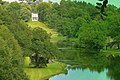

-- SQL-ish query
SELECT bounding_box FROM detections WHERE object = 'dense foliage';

[36,0,120,52]
[78,20,107,52]
[0,4,29,80]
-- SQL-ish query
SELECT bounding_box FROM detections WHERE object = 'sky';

[51,0,120,8]
[76,0,120,8]
[54,0,120,8]
[2,0,120,8]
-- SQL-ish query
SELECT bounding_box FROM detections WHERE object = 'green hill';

[27,21,66,43]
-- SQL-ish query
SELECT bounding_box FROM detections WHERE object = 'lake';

[49,68,110,80]
[48,50,120,80]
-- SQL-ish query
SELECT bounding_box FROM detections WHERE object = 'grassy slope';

[24,57,66,80]
[26,21,66,43]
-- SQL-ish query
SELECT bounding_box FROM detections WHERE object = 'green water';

[51,0,120,8]
[49,50,120,80]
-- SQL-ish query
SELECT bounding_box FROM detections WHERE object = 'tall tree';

[107,14,120,49]
[31,27,55,67]
[0,24,29,80]
[20,2,32,21]
[36,2,52,21]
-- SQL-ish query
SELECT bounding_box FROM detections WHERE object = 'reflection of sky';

[49,69,110,80]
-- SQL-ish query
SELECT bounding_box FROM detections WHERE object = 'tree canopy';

[36,0,120,52]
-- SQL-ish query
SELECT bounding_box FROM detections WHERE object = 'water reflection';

[50,50,120,80]
[107,56,120,80]
[49,68,109,80]
[58,50,108,72]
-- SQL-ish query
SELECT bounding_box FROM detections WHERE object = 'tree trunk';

[35,53,39,67]
[106,45,107,50]
[117,43,120,49]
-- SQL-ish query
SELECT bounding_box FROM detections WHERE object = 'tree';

[107,14,120,49]
[0,25,29,80]
[5,2,21,19]
[20,3,32,22]
[0,0,2,3]
[96,0,108,19]
[4,2,32,21]
[0,2,33,56]
[31,27,55,67]
[30,53,47,67]
[78,20,107,52]
[36,2,52,21]
[0,4,29,79]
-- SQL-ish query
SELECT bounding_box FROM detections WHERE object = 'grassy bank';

[24,57,67,80]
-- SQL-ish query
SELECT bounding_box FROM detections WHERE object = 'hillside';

[27,21,66,43]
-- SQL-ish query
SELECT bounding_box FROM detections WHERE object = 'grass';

[26,21,66,43]
[24,57,67,80]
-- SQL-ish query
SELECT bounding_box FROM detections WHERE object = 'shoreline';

[24,62,67,80]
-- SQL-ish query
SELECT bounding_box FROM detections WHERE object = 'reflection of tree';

[60,50,109,73]
[107,56,120,80]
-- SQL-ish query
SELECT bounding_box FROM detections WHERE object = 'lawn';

[24,57,67,80]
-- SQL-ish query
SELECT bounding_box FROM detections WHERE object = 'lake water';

[48,50,120,80]
[49,68,110,80]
